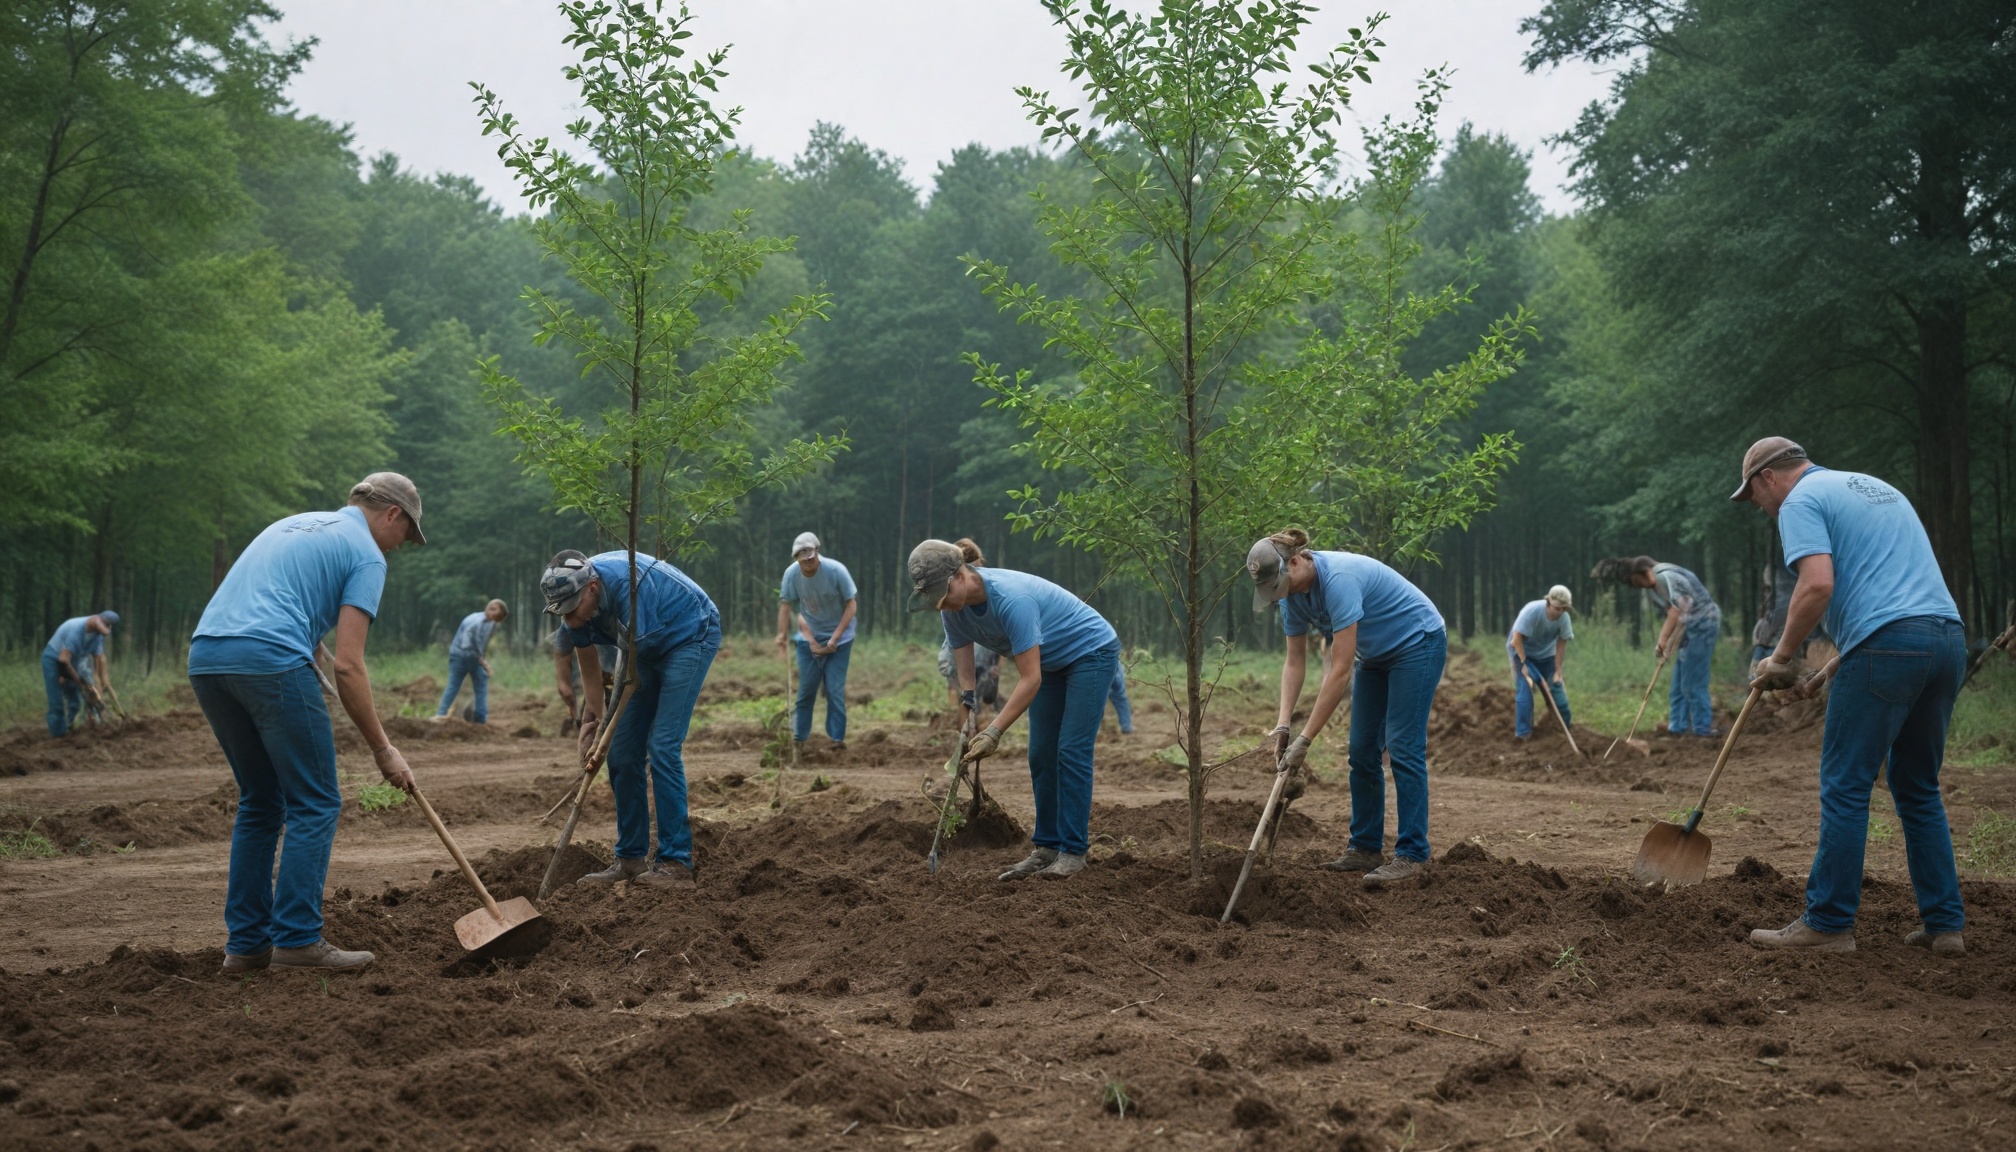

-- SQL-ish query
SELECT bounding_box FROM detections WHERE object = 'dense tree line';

[4,0,2012,664]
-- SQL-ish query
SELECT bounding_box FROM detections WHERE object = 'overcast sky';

[269,0,1615,215]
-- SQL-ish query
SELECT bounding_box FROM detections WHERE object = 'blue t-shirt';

[562,551,719,662]
[189,507,387,675]
[43,617,106,668]
[1506,599,1574,661]
[1645,563,1719,628]
[449,611,498,659]
[780,557,858,645]
[1278,551,1444,661]
[940,568,1117,672]
[1777,467,1960,655]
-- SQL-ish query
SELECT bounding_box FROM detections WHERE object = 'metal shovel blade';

[1631,820,1711,887]
[454,896,551,963]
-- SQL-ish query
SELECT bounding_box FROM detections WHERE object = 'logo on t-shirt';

[1846,476,1899,505]
[281,514,346,534]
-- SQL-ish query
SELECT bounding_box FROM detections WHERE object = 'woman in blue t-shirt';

[1248,528,1448,888]
[909,537,1120,881]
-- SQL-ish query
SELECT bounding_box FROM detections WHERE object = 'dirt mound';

[0,783,238,851]
[612,1004,823,1108]
[0,711,216,777]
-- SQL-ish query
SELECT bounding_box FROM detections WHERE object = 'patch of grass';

[1101,1078,1133,1118]
[0,820,60,860]
[357,782,408,811]
[1966,809,2016,874]
[1553,946,1596,987]
[1866,815,1896,844]
[1722,803,1754,818]
[1663,808,1694,825]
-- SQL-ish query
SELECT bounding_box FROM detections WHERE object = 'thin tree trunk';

[1182,224,1206,880]
[1913,297,1973,625]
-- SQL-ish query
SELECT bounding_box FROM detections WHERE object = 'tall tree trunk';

[1182,233,1206,880]
[91,500,113,610]
[1913,297,1973,623]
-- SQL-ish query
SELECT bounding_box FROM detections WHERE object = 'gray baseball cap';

[97,610,120,627]
[791,531,820,558]
[906,539,964,612]
[1248,537,1293,612]
[349,472,426,545]
[541,551,597,616]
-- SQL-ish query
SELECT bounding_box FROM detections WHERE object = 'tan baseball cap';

[1729,437,1808,502]
[349,472,426,544]
[1546,585,1573,612]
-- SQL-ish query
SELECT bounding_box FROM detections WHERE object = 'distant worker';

[774,532,857,752]
[912,537,1119,881]
[1733,437,1967,954]
[42,610,119,737]
[1750,557,1829,677]
[1250,528,1448,889]
[1625,555,1723,737]
[1107,660,1134,736]
[190,473,424,973]
[435,599,508,724]
[1507,586,1574,740]
[544,548,720,888]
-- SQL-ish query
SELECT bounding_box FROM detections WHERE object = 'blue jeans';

[1669,616,1721,735]
[1508,651,1571,738]
[1348,629,1446,862]
[437,654,489,722]
[1106,663,1133,733]
[42,653,84,737]
[1804,616,1966,935]
[792,639,851,742]
[1025,643,1118,856]
[191,667,343,954]
[607,631,719,864]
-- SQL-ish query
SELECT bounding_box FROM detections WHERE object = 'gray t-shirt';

[1506,599,1574,660]
[780,557,858,645]
[1646,563,1719,627]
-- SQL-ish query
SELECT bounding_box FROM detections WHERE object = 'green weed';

[1553,946,1596,988]
[357,782,407,811]
[0,820,60,860]
[1867,816,1896,844]
[1967,809,2016,874]
[1722,804,1754,818]
[808,774,832,792]
[1101,1078,1133,1118]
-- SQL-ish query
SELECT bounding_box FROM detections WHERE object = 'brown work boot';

[1361,857,1424,889]
[1319,849,1385,873]
[1905,928,1965,956]
[272,940,375,970]
[1749,919,1854,952]
[577,856,649,886]
[220,947,271,974]
[634,861,694,889]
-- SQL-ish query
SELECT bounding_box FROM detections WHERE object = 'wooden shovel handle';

[411,786,504,920]
[1685,686,1763,831]
[1221,769,1292,925]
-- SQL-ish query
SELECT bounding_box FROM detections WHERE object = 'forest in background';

[3,0,2014,667]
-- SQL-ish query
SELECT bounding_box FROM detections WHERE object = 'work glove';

[959,689,978,713]
[962,725,1004,763]
[372,744,415,792]
[1278,734,1312,775]
[1750,652,1799,692]
[1269,724,1292,762]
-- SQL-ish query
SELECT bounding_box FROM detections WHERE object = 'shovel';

[1604,651,1667,760]
[925,706,981,874]
[1523,665,1583,758]
[537,648,633,901]
[1631,685,1763,887]
[411,785,550,962]
[1221,764,1294,924]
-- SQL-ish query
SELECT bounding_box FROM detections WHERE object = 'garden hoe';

[411,784,550,962]
[1631,685,1763,887]
[1603,651,1667,760]
[1524,665,1584,758]
[538,651,633,901]
[925,706,981,874]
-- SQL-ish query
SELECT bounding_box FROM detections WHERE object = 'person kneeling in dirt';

[435,599,507,723]
[543,548,721,888]
[42,609,119,737]
[911,537,1119,881]
[190,473,424,973]
[1507,586,1574,741]
[1249,529,1448,889]
[1732,437,1968,954]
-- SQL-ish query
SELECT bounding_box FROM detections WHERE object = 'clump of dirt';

[612,1004,822,1108]
[0,711,216,776]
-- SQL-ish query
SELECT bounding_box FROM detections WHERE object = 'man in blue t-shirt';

[544,547,721,889]
[1732,437,1967,955]
[773,532,858,749]
[41,610,120,736]
[188,472,425,973]
[435,599,508,724]
[1506,586,1575,740]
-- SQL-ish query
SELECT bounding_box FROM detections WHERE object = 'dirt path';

[3,663,2012,1150]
